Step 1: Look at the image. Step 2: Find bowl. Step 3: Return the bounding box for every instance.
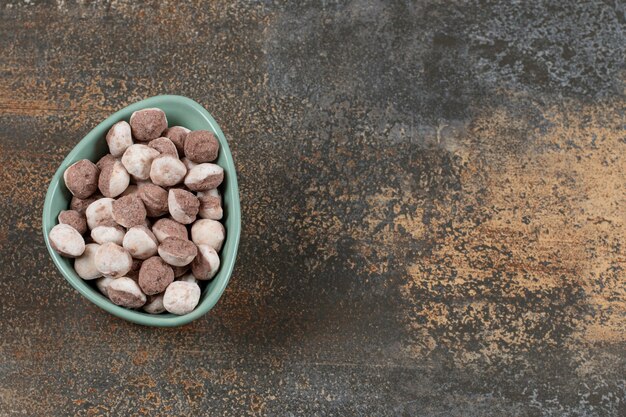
[42,95,241,327]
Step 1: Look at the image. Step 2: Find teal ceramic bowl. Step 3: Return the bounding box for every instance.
[42,95,241,327]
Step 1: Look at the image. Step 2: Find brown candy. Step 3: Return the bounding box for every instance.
[149,137,178,157]
[152,218,188,242]
[158,237,198,266]
[138,183,169,217]
[168,188,199,224]
[58,210,87,235]
[138,256,174,295]
[96,154,116,171]
[191,244,220,280]
[184,130,219,163]
[63,159,99,199]
[164,126,190,154]
[130,108,168,141]
[111,195,147,228]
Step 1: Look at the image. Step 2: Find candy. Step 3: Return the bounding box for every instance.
[106,121,133,157]
[164,126,189,154]
[107,277,147,308]
[138,256,174,295]
[143,293,165,314]
[168,188,199,224]
[58,210,87,235]
[90,225,126,245]
[74,243,102,280]
[98,159,130,198]
[158,237,198,266]
[184,163,224,191]
[123,225,158,260]
[163,281,201,315]
[121,144,160,180]
[149,137,178,156]
[111,195,147,228]
[94,242,132,278]
[150,154,187,187]
[197,189,222,220]
[184,130,219,163]
[130,108,167,142]
[63,159,99,199]
[191,244,220,280]
[135,184,167,218]
[85,197,116,229]
[191,219,225,251]
[49,224,85,258]
[152,218,188,243]
[95,276,114,297]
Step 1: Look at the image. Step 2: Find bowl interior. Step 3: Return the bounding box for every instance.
[42,95,241,327]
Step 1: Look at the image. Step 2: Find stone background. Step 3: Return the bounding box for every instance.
[1,1,624,415]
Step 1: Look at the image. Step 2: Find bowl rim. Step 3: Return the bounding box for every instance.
[41,95,241,327]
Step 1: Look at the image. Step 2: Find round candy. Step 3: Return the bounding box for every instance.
[164,126,189,154]
[197,189,222,220]
[150,154,187,187]
[184,130,219,163]
[158,237,198,267]
[138,256,174,295]
[163,281,201,315]
[106,121,133,157]
[168,188,199,224]
[98,159,130,198]
[191,244,220,280]
[152,218,188,243]
[91,225,126,245]
[63,159,99,199]
[49,224,85,258]
[149,137,178,157]
[138,183,169,217]
[123,225,158,260]
[74,243,102,280]
[111,195,147,228]
[191,219,225,251]
[184,163,224,191]
[130,108,168,142]
[94,242,132,278]
[121,144,160,180]
[107,277,147,308]
[58,210,87,235]
[85,197,116,229]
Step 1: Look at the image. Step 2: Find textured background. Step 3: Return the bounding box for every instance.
[1,1,625,416]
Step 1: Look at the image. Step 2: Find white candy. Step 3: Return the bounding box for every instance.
[74,243,102,280]
[107,277,147,308]
[168,188,199,224]
[123,226,158,260]
[94,242,132,278]
[49,224,85,258]
[85,198,116,229]
[191,244,220,280]
[106,121,133,157]
[121,144,160,180]
[163,281,201,315]
[95,276,115,297]
[91,225,126,245]
[143,293,165,314]
[150,155,187,187]
[191,219,225,251]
